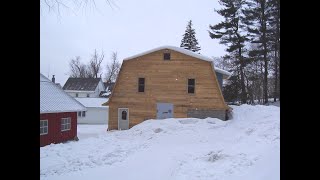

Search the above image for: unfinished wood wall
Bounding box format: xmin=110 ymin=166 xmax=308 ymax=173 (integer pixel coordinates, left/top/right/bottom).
xmin=107 ymin=49 xmax=227 ymax=130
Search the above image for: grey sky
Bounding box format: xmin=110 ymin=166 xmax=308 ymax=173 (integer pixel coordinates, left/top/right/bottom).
xmin=40 ymin=0 xmax=225 ymax=85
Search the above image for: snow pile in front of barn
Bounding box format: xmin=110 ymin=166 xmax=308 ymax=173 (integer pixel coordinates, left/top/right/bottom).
xmin=40 ymin=104 xmax=280 ymax=180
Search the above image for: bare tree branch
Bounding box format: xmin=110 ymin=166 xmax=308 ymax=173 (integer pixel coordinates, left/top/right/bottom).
xmin=105 ymin=51 xmax=121 ymax=82
xmin=88 ymin=49 xmax=104 ymax=78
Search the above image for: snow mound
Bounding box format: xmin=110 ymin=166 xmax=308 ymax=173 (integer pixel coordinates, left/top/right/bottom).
xmin=179 ymin=119 xmax=198 ymax=124
xmin=41 ymin=104 xmax=279 ymax=180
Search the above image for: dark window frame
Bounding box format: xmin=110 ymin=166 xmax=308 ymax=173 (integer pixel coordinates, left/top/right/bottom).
xmin=86 ymin=93 xmax=90 ymax=97
xmin=138 ymin=78 xmax=145 ymax=92
xmin=75 ymin=93 xmax=79 ymax=97
xmin=82 ymin=111 xmax=86 ymax=117
xmin=188 ymin=78 xmax=195 ymax=94
xmin=163 ymin=53 xmax=171 ymax=60
xmin=121 ymin=110 xmax=127 ymax=120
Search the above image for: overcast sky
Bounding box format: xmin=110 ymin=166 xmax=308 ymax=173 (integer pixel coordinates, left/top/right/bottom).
xmin=40 ymin=0 xmax=225 ymax=85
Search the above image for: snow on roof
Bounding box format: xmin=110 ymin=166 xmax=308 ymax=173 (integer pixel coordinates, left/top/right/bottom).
xmin=123 ymin=45 xmax=231 ymax=78
xmin=40 ymin=73 xmax=86 ymax=114
xmin=75 ymin=98 xmax=109 ymax=108
xmin=214 ymin=67 xmax=232 ymax=79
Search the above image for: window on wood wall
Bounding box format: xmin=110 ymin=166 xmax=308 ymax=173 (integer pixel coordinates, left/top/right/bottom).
xmin=40 ymin=120 xmax=48 ymax=135
xmin=163 ymin=53 xmax=171 ymax=60
xmin=87 ymin=93 xmax=90 ymax=97
xmin=188 ymin=79 xmax=195 ymax=94
xmin=82 ymin=111 xmax=86 ymax=117
xmin=61 ymin=117 xmax=71 ymax=131
xmin=138 ymin=78 xmax=145 ymax=92
xmin=76 ymin=93 xmax=78 ymax=97
xmin=78 ymin=112 xmax=82 ymax=117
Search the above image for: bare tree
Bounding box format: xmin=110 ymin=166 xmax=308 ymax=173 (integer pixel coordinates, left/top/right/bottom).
xmin=88 ymin=49 xmax=104 ymax=78
xmin=105 ymin=52 xmax=121 ymax=82
xmin=40 ymin=0 xmax=117 ymax=16
xmin=69 ymin=56 xmax=88 ymax=78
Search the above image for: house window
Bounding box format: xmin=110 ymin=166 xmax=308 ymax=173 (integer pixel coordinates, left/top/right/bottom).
xmin=40 ymin=120 xmax=48 ymax=135
xmin=78 ymin=111 xmax=82 ymax=117
xmin=121 ymin=111 xmax=127 ymax=120
xmin=138 ymin=78 xmax=145 ymax=92
xmin=188 ymin=79 xmax=195 ymax=94
xmin=163 ymin=53 xmax=171 ymax=60
xmin=76 ymin=93 xmax=78 ymax=97
xmin=82 ymin=111 xmax=86 ymax=117
xmin=61 ymin=117 xmax=71 ymax=131
xmin=87 ymin=93 xmax=90 ymax=97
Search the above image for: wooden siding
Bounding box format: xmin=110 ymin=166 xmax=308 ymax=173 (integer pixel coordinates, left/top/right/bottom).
xmin=40 ymin=112 xmax=77 ymax=147
xmin=108 ymin=49 xmax=228 ymax=130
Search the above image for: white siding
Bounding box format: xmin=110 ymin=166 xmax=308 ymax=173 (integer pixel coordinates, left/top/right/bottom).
xmin=78 ymin=107 xmax=108 ymax=124
xmin=92 ymin=80 xmax=105 ymax=98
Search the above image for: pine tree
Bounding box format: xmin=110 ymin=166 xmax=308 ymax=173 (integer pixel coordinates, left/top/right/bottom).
xmin=243 ymin=0 xmax=274 ymax=104
xmin=268 ymin=0 xmax=280 ymax=102
xmin=180 ymin=20 xmax=201 ymax=53
xmin=208 ymin=0 xmax=248 ymax=104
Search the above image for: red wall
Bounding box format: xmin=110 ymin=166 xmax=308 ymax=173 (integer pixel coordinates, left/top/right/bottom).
xmin=40 ymin=112 xmax=77 ymax=147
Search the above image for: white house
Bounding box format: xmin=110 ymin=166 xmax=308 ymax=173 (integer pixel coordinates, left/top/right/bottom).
xmin=63 ymin=78 xmax=105 ymax=98
xmin=75 ymin=98 xmax=109 ymax=124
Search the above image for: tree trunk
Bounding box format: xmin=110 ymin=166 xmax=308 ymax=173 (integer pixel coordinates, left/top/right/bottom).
xmin=261 ymin=1 xmax=268 ymax=104
xmin=239 ymin=47 xmax=247 ymax=104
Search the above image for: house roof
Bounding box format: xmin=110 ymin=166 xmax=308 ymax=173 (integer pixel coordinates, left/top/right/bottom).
xmin=103 ymin=82 xmax=115 ymax=91
xmin=63 ymin=78 xmax=102 ymax=91
xmin=75 ymin=98 xmax=109 ymax=108
xmin=123 ymin=45 xmax=232 ymax=79
xmin=41 ymin=73 xmax=86 ymax=114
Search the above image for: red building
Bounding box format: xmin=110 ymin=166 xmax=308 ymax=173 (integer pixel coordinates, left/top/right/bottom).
xmin=40 ymin=74 xmax=86 ymax=147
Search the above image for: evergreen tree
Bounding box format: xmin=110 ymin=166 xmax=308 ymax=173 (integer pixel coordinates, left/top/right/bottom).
xmin=243 ymin=0 xmax=274 ymax=104
xmin=208 ymin=0 xmax=248 ymax=104
xmin=180 ymin=20 xmax=201 ymax=52
xmin=268 ymin=0 xmax=280 ymax=102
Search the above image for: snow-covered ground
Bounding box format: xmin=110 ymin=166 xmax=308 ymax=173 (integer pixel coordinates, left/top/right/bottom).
xmin=40 ymin=105 xmax=280 ymax=180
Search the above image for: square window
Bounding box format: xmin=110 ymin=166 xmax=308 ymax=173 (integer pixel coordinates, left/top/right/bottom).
xmin=61 ymin=118 xmax=71 ymax=131
xmin=40 ymin=120 xmax=48 ymax=135
xmin=164 ymin=53 xmax=171 ymax=60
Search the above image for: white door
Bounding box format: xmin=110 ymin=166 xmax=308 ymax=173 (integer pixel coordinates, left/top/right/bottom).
xmin=118 ymin=108 xmax=129 ymax=130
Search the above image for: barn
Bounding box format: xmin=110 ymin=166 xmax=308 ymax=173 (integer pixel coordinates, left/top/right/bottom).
xmin=40 ymin=73 xmax=86 ymax=147
xmin=104 ymin=45 xmax=231 ymax=130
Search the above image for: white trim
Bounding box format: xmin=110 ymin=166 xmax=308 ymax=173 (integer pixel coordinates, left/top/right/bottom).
xmin=40 ymin=110 xmax=86 ymax=114
xmin=40 ymin=120 xmax=48 ymax=135
xmin=118 ymin=108 xmax=129 ymax=130
xmin=61 ymin=117 xmax=71 ymax=132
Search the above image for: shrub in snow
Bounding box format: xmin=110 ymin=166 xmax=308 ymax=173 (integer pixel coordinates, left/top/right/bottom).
xmin=153 ymin=128 xmax=163 ymax=133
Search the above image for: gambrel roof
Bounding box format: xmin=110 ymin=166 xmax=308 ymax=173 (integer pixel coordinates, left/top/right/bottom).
xmin=40 ymin=73 xmax=86 ymax=114
xmin=123 ymin=45 xmax=232 ymax=79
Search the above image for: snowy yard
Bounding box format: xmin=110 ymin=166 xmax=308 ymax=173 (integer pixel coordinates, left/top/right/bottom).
xmin=40 ymin=104 xmax=280 ymax=180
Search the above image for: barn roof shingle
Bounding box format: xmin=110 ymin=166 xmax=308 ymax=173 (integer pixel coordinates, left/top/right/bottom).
xmin=63 ymin=78 xmax=101 ymax=91
xmin=40 ymin=73 xmax=86 ymax=113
